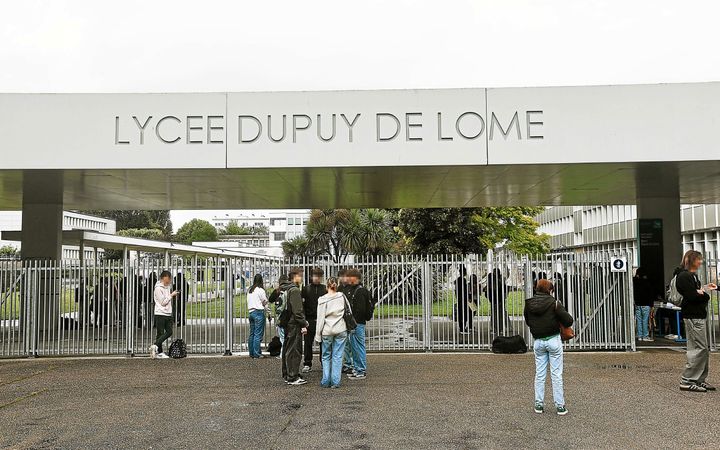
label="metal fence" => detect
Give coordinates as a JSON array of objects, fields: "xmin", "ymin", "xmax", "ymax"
[{"xmin": 5, "ymin": 251, "xmax": 712, "ymax": 358}]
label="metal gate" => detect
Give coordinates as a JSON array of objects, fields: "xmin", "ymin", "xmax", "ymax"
[{"xmin": 1, "ymin": 252, "xmax": 644, "ymax": 357}]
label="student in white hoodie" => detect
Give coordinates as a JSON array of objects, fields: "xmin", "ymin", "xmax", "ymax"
[
  {"xmin": 314, "ymin": 277, "xmax": 348, "ymax": 388},
  {"xmin": 150, "ymin": 270, "xmax": 179, "ymax": 359}
]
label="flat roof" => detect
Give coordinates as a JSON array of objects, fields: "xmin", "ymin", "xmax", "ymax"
[{"xmin": 1, "ymin": 83, "xmax": 719, "ymax": 209}]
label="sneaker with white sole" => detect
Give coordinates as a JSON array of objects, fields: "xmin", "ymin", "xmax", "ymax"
[
  {"xmin": 156, "ymin": 352, "xmax": 170, "ymax": 359},
  {"xmin": 149, "ymin": 344, "xmax": 158, "ymax": 359},
  {"xmin": 556, "ymin": 406, "xmax": 568, "ymax": 416},
  {"xmin": 301, "ymin": 365, "xmax": 311, "ymax": 373},
  {"xmin": 288, "ymin": 378, "xmax": 307, "ymax": 386},
  {"xmin": 680, "ymin": 383, "xmax": 706, "ymax": 392},
  {"xmin": 698, "ymin": 382, "xmax": 716, "ymax": 391},
  {"xmin": 534, "ymin": 402, "xmax": 544, "ymax": 414},
  {"xmin": 348, "ymin": 373, "xmax": 366, "ymax": 380}
]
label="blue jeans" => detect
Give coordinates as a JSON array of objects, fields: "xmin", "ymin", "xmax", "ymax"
[
  {"xmin": 248, "ymin": 309, "xmax": 265, "ymax": 357},
  {"xmin": 635, "ymin": 306, "xmax": 650, "ymax": 338},
  {"xmin": 344, "ymin": 324, "xmax": 367, "ymax": 375},
  {"xmin": 533, "ymin": 335, "xmax": 565, "ymax": 407},
  {"xmin": 321, "ymin": 332, "xmax": 347, "ymax": 387}
]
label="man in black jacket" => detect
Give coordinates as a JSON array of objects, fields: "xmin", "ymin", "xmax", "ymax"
[
  {"xmin": 301, "ymin": 268, "xmax": 327, "ymax": 373},
  {"xmin": 280, "ymin": 268, "xmax": 308, "ymax": 386},
  {"xmin": 675, "ymin": 250, "xmax": 716, "ymax": 393},
  {"xmin": 342, "ymin": 268, "xmax": 375, "ymax": 380}
]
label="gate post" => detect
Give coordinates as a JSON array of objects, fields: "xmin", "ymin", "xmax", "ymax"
[
  {"xmin": 626, "ymin": 253, "xmax": 636, "ymax": 351},
  {"xmin": 224, "ymin": 259, "xmax": 234, "ymax": 356},
  {"xmin": 523, "ymin": 257, "xmax": 534, "ymax": 348},
  {"xmin": 422, "ymin": 259, "xmax": 432, "ymax": 353}
]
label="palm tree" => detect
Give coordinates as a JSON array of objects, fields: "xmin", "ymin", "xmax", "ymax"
[
  {"xmin": 282, "ymin": 235, "xmax": 313, "ymax": 261},
  {"xmin": 304, "ymin": 209, "xmax": 396, "ymax": 262}
]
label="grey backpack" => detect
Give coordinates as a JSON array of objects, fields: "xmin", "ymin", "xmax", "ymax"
[{"xmin": 666, "ymin": 275, "xmax": 683, "ymax": 307}]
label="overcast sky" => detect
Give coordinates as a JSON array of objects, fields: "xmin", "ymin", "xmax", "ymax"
[{"xmin": 2, "ymin": 0, "xmax": 718, "ymax": 229}]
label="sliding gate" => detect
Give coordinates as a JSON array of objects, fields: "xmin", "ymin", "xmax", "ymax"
[{"xmin": 1, "ymin": 252, "xmax": 641, "ymax": 357}]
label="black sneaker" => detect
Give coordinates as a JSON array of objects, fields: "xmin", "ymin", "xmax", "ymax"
[
  {"xmin": 342, "ymin": 367, "xmax": 353, "ymax": 374},
  {"xmin": 288, "ymin": 378, "xmax": 307, "ymax": 386},
  {"xmin": 680, "ymin": 383, "xmax": 707, "ymax": 392}
]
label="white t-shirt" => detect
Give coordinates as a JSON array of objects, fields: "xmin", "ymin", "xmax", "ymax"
[{"xmin": 247, "ymin": 287, "xmax": 268, "ymax": 312}]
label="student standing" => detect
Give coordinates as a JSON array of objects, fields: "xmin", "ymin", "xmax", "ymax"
[
  {"xmin": 280, "ymin": 269, "xmax": 308, "ymax": 385},
  {"xmin": 247, "ymin": 274, "xmax": 269, "ymax": 359},
  {"xmin": 676, "ymin": 250, "xmax": 716, "ymax": 392},
  {"xmin": 524, "ymin": 279, "xmax": 574, "ymax": 415},
  {"xmin": 344, "ymin": 268, "xmax": 375, "ymax": 380},
  {"xmin": 150, "ymin": 270, "xmax": 179, "ymax": 359},
  {"xmin": 315, "ymin": 277, "xmax": 347, "ymax": 388},
  {"xmin": 301, "ymin": 268, "xmax": 327, "ymax": 373},
  {"xmin": 633, "ymin": 267, "xmax": 654, "ymax": 342}
]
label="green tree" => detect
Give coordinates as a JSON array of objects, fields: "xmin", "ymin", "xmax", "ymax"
[
  {"xmin": 397, "ymin": 207, "xmax": 549, "ymax": 255},
  {"xmin": 79, "ymin": 210, "xmax": 172, "ymax": 238},
  {"xmin": 117, "ymin": 228, "xmax": 166, "ymax": 241},
  {"xmin": 282, "ymin": 235, "xmax": 316, "ymax": 261},
  {"xmin": 219, "ymin": 220, "xmax": 269, "ymax": 236},
  {"xmin": 304, "ymin": 209, "xmax": 396, "ymax": 262},
  {"xmin": 0, "ymin": 245, "xmax": 19, "ymax": 258},
  {"xmin": 175, "ymin": 219, "xmax": 218, "ymax": 244}
]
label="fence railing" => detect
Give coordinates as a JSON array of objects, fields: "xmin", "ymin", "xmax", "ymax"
[{"xmin": 4, "ymin": 251, "xmax": 707, "ymax": 358}]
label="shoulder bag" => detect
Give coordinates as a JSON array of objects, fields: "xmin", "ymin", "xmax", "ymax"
[{"xmin": 555, "ymin": 300, "xmax": 575, "ymax": 341}]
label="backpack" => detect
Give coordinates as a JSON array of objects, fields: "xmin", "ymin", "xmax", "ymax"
[
  {"xmin": 277, "ymin": 289, "xmax": 291, "ymax": 328},
  {"xmin": 168, "ymin": 339, "xmax": 187, "ymax": 359},
  {"xmin": 268, "ymin": 336, "xmax": 282, "ymax": 356},
  {"xmin": 666, "ymin": 275, "xmax": 684, "ymax": 307},
  {"xmin": 491, "ymin": 335, "xmax": 528, "ymax": 354}
]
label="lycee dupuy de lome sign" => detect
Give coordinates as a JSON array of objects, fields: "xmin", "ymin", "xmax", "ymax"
[
  {"xmin": 114, "ymin": 110, "xmax": 544, "ymax": 145},
  {"xmin": 1, "ymin": 83, "xmax": 719, "ymax": 169}
]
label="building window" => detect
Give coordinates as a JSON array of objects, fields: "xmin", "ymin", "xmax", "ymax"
[{"xmin": 273, "ymin": 232, "xmax": 286, "ymax": 241}]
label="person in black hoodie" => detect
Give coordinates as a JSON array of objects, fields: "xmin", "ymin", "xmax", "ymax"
[
  {"xmin": 675, "ymin": 250, "xmax": 716, "ymax": 392},
  {"xmin": 342, "ymin": 268, "xmax": 375, "ymax": 380},
  {"xmin": 301, "ymin": 268, "xmax": 327, "ymax": 373},
  {"xmin": 280, "ymin": 268, "xmax": 308, "ymax": 386},
  {"xmin": 633, "ymin": 267, "xmax": 655, "ymax": 342},
  {"xmin": 524, "ymin": 279, "xmax": 574, "ymax": 416}
]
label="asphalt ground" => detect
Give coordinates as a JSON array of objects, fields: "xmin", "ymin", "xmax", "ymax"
[{"xmin": 0, "ymin": 350, "xmax": 718, "ymax": 449}]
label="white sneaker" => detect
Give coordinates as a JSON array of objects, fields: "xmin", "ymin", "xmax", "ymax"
[
  {"xmin": 665, "ymin": 334, "xmax": 678, "ymax": 340},
  {"xmin": 301, "ymin": 365, "xmax": 311, "ymax": 373},
  {"xmin": 149, "ymin": 344, "xmax": 158, "ymax": 359},
  {"xmin": 288, "ymin": 378, "xmax": 307, "ymax": 386},
  {"xmin": 156, "ymin": 352, "xmax": 170, "ymax": 359},
  {"xmin": 644, "ymin": 337, "xmax": 654, "ymax": 342}
]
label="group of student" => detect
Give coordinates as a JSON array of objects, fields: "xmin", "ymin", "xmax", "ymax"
[
  {"xmin": 147, "ymin": 249, "xmax": 715, "ymax": 413},
  {"xmin": 245, "ymin": 267, "xmax": 376, "ymax": 387},
  {"xmin": 522, "ymin": 248, "xmax": 716, "ymax": 417},
  {"xmin": 633, "ymin": 250, "xmax": 715, "ymax": 392}
]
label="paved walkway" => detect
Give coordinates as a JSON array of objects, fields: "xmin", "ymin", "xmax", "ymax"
[{"xmin": 0, "ymin": 350, "xmax": 718, "ymax": 449}]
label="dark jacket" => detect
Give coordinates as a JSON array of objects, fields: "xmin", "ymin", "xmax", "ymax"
[
  {"xmin": 633, "ymin": 276, "xmax": 655, "ymax": 307},
  {"xmin": 280, "ymin": 281, "xmax": 308, "ymax": 328},
  {"xmin": 524, "ymin": 293, "xmax": 574, "ymax": 339},
  {"xmin": 302, "ymin": 283, "xmax": 327, "ymax": 321},
  {"xmin": 343, "ymin": 283, "xmax": 375, "ymax": 324},
  {"xmin": 674, "ymin": 267, "xmax": 709, "ymax": 319}
]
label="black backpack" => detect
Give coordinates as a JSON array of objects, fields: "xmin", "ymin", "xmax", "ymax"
[
  {"xmin": 168, "ymin": 339, "xmax": 187, "ymax": 358},
  {"xmin": 268, "ymin": 336, "xmax": 282, "ymax": 356},
  {"xmin": 491, "ymin": 335, "xmax": 527, "ymax": 354}
]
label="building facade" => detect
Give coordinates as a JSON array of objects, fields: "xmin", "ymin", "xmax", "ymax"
[
  {"xmin": 0, "ymin": 211, "xmax": 116, "ymax": 259},
  {"xmin": 536, "ymin": 205, "xmax": 720, "ymax": 264},
  {"xmin": 202, "ymin": 210, "xmax": 310, "ymax": 257}
]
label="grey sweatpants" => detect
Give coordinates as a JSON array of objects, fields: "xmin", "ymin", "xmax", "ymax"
[{"xmin": 682, "ymin": 318, "xmax": 709, "ymax": 384}]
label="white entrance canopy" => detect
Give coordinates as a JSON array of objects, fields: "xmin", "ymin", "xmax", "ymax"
[
  {"xmin": 1, "ymin": 82, "xmax": 720, "ymax": 209},
  {"xmin": 0, "ymin": 230, "xmax": 278, "ymax": 260}
]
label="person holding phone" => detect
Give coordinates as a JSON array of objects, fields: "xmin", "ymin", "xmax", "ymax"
[
  {"xmin": 675, "ymin": 250, "xmax": 716, "ymax": 392},
  {"xmin": 150, "ymin": 270, "xmax": 179, "ymax": 359}
]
